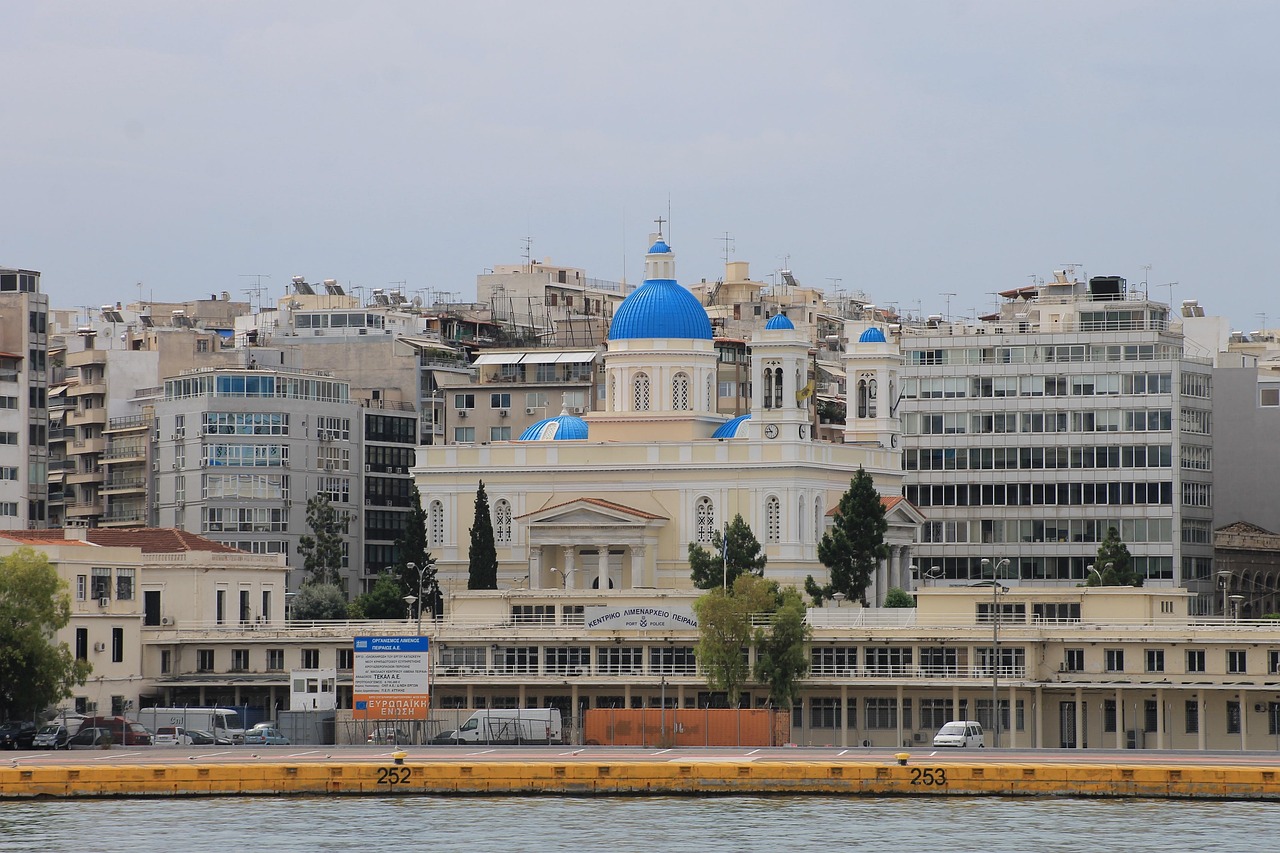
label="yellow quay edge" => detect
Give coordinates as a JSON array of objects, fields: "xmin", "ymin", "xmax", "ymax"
[{"xmin": 2, "ymin": 758, "xmax": 1279, "ymax": 800}]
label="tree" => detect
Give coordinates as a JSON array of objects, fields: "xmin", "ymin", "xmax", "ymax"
[
  {"xmin": 882, "ymin": 587, "xmax": 916, "ymax": 608},
  {"xmin": 347, "ymin": 574, "xmax": 410, "ymax": 620},
  {"xmin": 297, "ymin": 495, "xmax": 349, "ymax": 588},
  {"xmin": 468, "ymin": 481, "xmax": 498, "ymax": 590},
  {"xmin": 753, "ymin": 586, "xmax": 811, "ymax": 708},
  {"xmin": 394, "ymin": 485, "xmax": 439, "ymax": 617},
  {"xmin": 0, "ymin": 548, "xmax": 92, "ymax": 719},
  {"xmin": 693, "ymin": 574, "xmax": 777, "ymax": 705},
  {"xmin": 688, "ymin": 514, "xmax": 768, "ymax": 589},
  {"xmin": 806, "ymin": 468, "xmax": 889, "ymax": 606},
  {"xmin": 1087, "ymin": 527, "xmax": 1142, "ymax": 587},
  {"xmin": 290, "ymin": 583, "xmax": 349, "ymax": 620}
]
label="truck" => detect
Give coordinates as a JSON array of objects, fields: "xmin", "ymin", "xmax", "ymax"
[
  {"xmin": 137, "ymin": 707, "xmax": 246, "ymax": 743},
  {"xmin": 432, "ymin": 708, "xmax": 562, "ymax": 745}
]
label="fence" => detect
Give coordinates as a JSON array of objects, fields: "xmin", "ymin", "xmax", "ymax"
[{"xmin": 583, "ymin": 708, "xmax": 790, "ymax": 748}]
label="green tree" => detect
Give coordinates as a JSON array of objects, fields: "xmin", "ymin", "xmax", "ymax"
[
  {"xmin": 688, "ymin": 514, "xmax": 768, "ymax": 590},
  {"xmin": 347, "ymin": 574, "xmax": 409, "ymax": 620},
  {"xmin": 753, "ymin": 586, "xmax": 811, "ymax": 708},
  {"xmin": 468, "ymin": 481, "xmax": 498, "ymax": 590},
  {"xmin": 806, "ymin": 468, "xmax": 888, "ymax": 606},
  {"xmin": 882, "ymin": 587, "xmax": 916, "ymax": 608},
  {"xmin": 290, "ymin": 582, "xmax": 349, "ymax": 620},
  {"xmin": 0, "ymin": 548, "xmax": 92, "ymax": 719},
  {"xmin": 297, "ymin": 494, "xmax": 349, "ymax": 587},
  {"xmin": 1087, "ymin": 527, "xmax": 1142, "ymax": 587},
  {"xmin": 693, "ymin": 574, "xmax": 778, "ymax": 705},
  {"xmin": 394, "ymin": 485, "xmax": 439, "ymax": 617}
]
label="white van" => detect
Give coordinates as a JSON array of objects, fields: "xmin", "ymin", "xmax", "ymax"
[
  {"xmin": 932, "ymin": 720, "xmax": 984, "ymax": 748},
  {"xmin": 432, "ymin": 708, "xmax": 562, "ymax": 745}
]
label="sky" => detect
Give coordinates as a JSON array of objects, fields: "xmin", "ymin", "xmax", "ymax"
[{"xmin": 2, "ymin": 1, "xmax": 1277, "ymax": 331}]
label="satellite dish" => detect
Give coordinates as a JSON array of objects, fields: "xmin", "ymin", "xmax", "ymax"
[{"xmin": 412, "ymin": 296, "xmax": 423, "ymax": 308}]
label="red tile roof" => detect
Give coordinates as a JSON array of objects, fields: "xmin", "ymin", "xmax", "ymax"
[
  {"xmin": 826, "ymin": 495, "xmax": 906, "ymax": 517},
  {"xmin": 0, "ymin": 528, "xmax": 242, "ymax": 554}
]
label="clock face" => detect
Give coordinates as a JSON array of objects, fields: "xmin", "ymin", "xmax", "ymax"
[
  {"xmin": 764, "ymin": 424, "xmax": 779, "ymax": 439},
  {"xmin": 891, "ymin": 434, "xmax": 899, "ymax": 448},
  {"xmin": 798, "ymin": 424, "xmax": 807, "ymax": 439}
]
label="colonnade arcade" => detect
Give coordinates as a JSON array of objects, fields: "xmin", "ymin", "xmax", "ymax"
[{"xmin": 518, "ymin": 498, "xmax": 668, "ymax": 590}]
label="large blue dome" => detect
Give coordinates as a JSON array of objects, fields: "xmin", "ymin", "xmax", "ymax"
[
  {"xmin": 518, "ymin": 414, "xmax": 589, "ymax": 441},
  {"xmin": 858, "ymin": 327, "xmax": 887, "ymax": 343},
  {"xmin": 608, "ymin": 279, "xmax": 713, "ymax": 341},
  {"xmin": 765, "ymin": 313, "xmax": 795, "ymax": 330}
]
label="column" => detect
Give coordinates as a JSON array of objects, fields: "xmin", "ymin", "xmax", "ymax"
[
  {"xmin": 895, "ymin": 683, "xmax": 904, "ymax": 748},
  {"xmin": 1074, "ymin": 687, "xmax": 1084, "ymax": 749},
  {"xmin": 1197, "ymin": 690, "xmax": 1206, "ymax": 752},
  {"xmin": 598, "ymin": 546, "xmax": 610, "ymax": 590},
  {"xmin": 1240, "ymin": 688, "xmax": 1248, "ymax": 751},
  {"xmin": 1034, "ymin": 685, "xmax": 1043, "ymax": 748},
  {"xmin": 564, "ymin": 547, "xmax": 576, "ymax": 590},
  {"xmin": 1115, "ymin": 687, "xmax": 1124, "ymax": 750},
  {"xmin": 528, "ymin": 545, "xmax": 542, "ymax": 590},
  {"xmin": 1156, "ymin": 687, "xmax": 1165, "ymax": 750},
  {"xmin": 1008, "ymin": 685, "xmax": 1017, "ymax": 748},
  {"xmin": 888, "ymin": 547, "xmax": 901, "ymax": 591},
  {"xmin": 839, "ymin": 683, "xmax": 849, "ymax": 748},
  {"xmin": 630, "ymin": 545, "xmax": 646, "ymax": 589}
]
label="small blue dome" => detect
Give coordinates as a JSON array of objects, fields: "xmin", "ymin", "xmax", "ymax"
[
  {"xmin": 517, "ymin": 414, "xmax": 589, "ymax": 441},
  {"xmin": 608, "ymin": 279, "xmax": 713, "ymax": 341},
  {"xmin": 711, "ymin": 413, "xmax": 751, "ymax": 439},
  {"xmin": 648, "ymin": 239, "xmax": 671, "ymax": 254},
  {"xmin": 765, "ymin": 314, "xmax": 795, "ymax": 330},
  {"xmin": 858, "ymin": 327, "xmax": 887, "ymax": 343}
]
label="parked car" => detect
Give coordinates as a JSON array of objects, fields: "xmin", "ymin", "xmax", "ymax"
[
  {"xmin": 67, "ymin": 727, "xmax": 113, "ymax": 749},
  {"xmin": 78, "ymin": 716, "xmax": 153, "ymax": 746},
  {"xmin": 32, "ymin": 724, "xmax": 72, "ymax": 749},
  {"xmin": 187, "ymin": 729, "xmax": 234, "ymax": 746},
  {"xmin": 932, "ymin": 720, "xmax": 985, "ymax": 748},
  {"xmin": 0, "ymin": 721, "xmax": 38, "ymax": 750},
  {"xmin": 153, "ymin": 726, "xmax": 195, "ymax": 747},
  {"xmin": 242, "ymin": 726, "xmax": 289, "ymax": 746},
  {"xmin": 367, "ymin": 724, "xmax": 410, "ymax": 745}
]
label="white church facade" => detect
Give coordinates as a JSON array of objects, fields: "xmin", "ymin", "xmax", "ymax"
[{"xmin": 412, "ymin": 236, "xmax": 923, "ymax": 603}]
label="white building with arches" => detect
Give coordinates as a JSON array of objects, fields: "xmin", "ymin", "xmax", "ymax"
[{"xmin": 413, "ymin": 236, "xmax": 922, "ymax": 603}]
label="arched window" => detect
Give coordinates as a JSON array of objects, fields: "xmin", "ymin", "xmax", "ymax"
[
  {"xmin": 695, "ymin": 496, "xmax": 715, "ymax": 543},
  {"xmin": 633, "ymin": 372, "xmax": 651, "ymax": 411},
  {"xmin": 857, "ymin": 379, "xmax": 868, "ymax": 419},
  {"xmin": 494, "ymin": 499, "xmax": 512, "ymax": 544},
  {"xmin": 429, "ymin": 500, "xmax": 445, "ymax": 547},
  {"xmin": 763, "ymin": 366, "xmax": 774, "ymax": 409},
  {"xmin": 765, "ymin": 495, "xmax": 781, "ymax": 543},
  {"xmin": 608, "ymin": 375, "xmax": 616, "ymax": 412},
  {"xmin": 815, "ymin": 495, "xmax": 823, "ymax": 543},
  {"xmin": 798, "ymin": 495, "xmax": 806, "ymax": 543},
  {"xmin": 706, "ymin": 374, "xmax": 714, "ymax": 411},
  {"xmin": 773, "ymin": 368, "xmax": 783, "ymax": 409},
  {"xmin": 795, "ymin": 369, "xmax": 802, "ymax": 409},
  {"xmin": 673, "ymin": 372, "xmax": 691, "ymax": 411},
  {"xmin": 868, "ymin": 378, "xmax": 878, "ymax": 418}
]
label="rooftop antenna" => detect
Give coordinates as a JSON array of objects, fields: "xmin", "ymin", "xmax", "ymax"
[
  {"xmin": 1061, "ymin": 263, "xmax": 1082, "ymax": 281},
  {"xmin": 826, "ymin": 277, "xmax": 843, "ymax": 301},
  {"xmin": 667, "ymin": 194, "xmax": 672, "ymax": 245},
  {"xmin": 1257, "ymin": 313, "xmax": 1269, "ymax": 336},
  {"xmin": 1141, "ymin": 264, "xmax": 1152, "ymax": 288},
  {"xmin": 719, "ymin": 232, "xmax": 735, "ymax": 265},
  {"xmin": 239, "ymin": 274, "xmax": 271, "ymax": 311},
  {"xmin": 521, "ymin": 236, "xmax": 533, "ymax": 274},
  {"xmin": 1157, "ymin": 282, "xmax": 1176, "ymax": 306},
  {"xmin": 940, "ymin": 292, "xmax": 956, "ymax": 321}
]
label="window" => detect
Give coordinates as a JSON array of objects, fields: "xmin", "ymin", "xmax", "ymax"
[
  {"xmin": 765, "ymin": 495, "xmax": 781, "ymax": 543},
  {"xmin": 494, "ymin": 499, "xmax": 512, "ymax": 543},
  {"xmin": 1145, "ymin": 649, "xmax": 1165, "ymax": 673},
  {"xmin": 453, "ymin": 427, "xmax": 475, "ymax": 443},
  {"xmin": 1103, "ymin": 699, "xmax": 1117, "ymax": 733},
  {"xmin": 489, "ymin": 393, "xmax": 511, "ymax": 409},
  {"xmin": 91, "ymin": 567, "xmax": 111, "ymax": 600},
  {"xmin": 1064, "ymin": 648, "xmax": 1084, "ymax": 673},
  {"xmin": 429, "ymin": 501, "xmax": 444, "ymax": 546},
  {"xmin": 598, "ymin": 645, "xmax": 644, "ymax": 675},
  {"xmin": 1105, "ymin": 649, "xmax": 1125, "ymax": 673},
  {"xmin": 809, "ymin": 697, "xmax": 842, "ymax": 729},
  {"xmin": 545, "ymin": 646, "xmax": 591, "ymax": 676},
  {"xmin": 76, "ymin": 575, "xmax": 87, "ymax": 601},
  {"xmin": 301, "ymin": 648, "xmax": 320, "ymax": 669},
  {"xmin": 75, "ymin": 628, "xmax": 88, "ymax": 661},
  {"xmin": 1144, "ymin": 700, "xmax": 1158, "ymax": 733},
  {"xmin": 811, "ymin": 646, "xmax": 857, "ymax": 676},
  {"xmin": 1227, "ymin": 649, "xmax": 1247, "ymax": 674},
  {"xmin": 919, "ymin": 698, "xmax": 953, "ymax": 731},
  {"xmin": 695, "ymin": 496, "xmax": 715, "ymax": 544},
  {"xmin": 1186, "ymin": 649, "xmax": 1205, "ymax": 673},
  {"xmin": 197, "ymin": 649, "xmax": 215, "ymax": 672},
  {"xmin": 337, "ymin": 648, "xmax": 353, "ymax": 670},
  {"xmin": 161, "ymin": 650, "xmax": 172, "ymax": 675},
  {"xmin": 231, "ymin": 649, "xmax": 250, "ymax": 671},
  {"xmin": 672, "ymin": 372, "xmax": 690, "ymax": 410},
  {"xmin": 865, "ymin": 697, "xmax": 899, "ymax": 729},
  {"xmin": 267, "ymin": 649, "xmax": 285, "ymax": 671},
  {"xmin": 1227, "ymin": 700, "xmax": 1241, "ymax": 734},
  {"xmin": 489, "ymin": 426, "xmax": 511, "ymax": 441},
  {"xmin": 633, "ymin": 372, "xmax": 651, "ymax": 411},
  {"xmin": 111, "ymin": 628, "xmax": 124, "ymax": 663},
  {"xmin": 454, "ymin": 393, "xmax": 475, "ymax": 409},
  {"xmin": 1185, "ymin": 700, "xmax": 1199, "ymax": 734}
]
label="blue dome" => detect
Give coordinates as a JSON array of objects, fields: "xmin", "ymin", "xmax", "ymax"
[
  {"xmin": 648, "ymin": 239, "xmax": 671, "ymax": 254},
  {"xmin": 765, "ymin": 314, "xmax": 795, "ymax": 330},
  {"xmin": 518, "ymin": 414, "xmax": 589, "ymax": 441},
  {"xmin": 711, "ymin": 413, "xmax": 751, "ymax": 439},
  {"xmin": 608, "ymin": 279, "xmax": 713, "ymax": 341},
  {"xmin": 858, "ymin": 327, "xmax": 887, "ymax": 343}
]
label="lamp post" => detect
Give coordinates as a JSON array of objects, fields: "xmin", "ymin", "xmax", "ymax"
[
  {"xmin": 1086, "ymin": 563, "xmax": 1103, "ymax": 586},
  {"xmin": 405, "ymin": 561, "xmax": 433, "ymax": 634},
  {"xmin": 833, "ymin": 592, "xmax": 846, "ymax": 607},
  {"xmin": 981, "ymin": 557, "xmax": 1010, "ymax": 747},
  {"xmin": 1217, "ymin": 570, "xmax": 1233, "ymax": 619},
  {"xmin": 1229, "ymin": 594, "xmax": 1245, "ymax": 623}
]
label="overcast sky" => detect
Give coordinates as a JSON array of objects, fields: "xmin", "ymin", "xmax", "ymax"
[{"xmin": 3, "ymin": 1, "xmax": 1276, "ymax": 331}]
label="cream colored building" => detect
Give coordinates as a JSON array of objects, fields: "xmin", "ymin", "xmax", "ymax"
[{"xmin": 413, "ymin": 236, "xmax": 920, "ymax": 598}]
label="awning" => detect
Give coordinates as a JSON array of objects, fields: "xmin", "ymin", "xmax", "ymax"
[
  {"xmin": 472, "ymin": 352, "xmax": 525, "ymax": 366},
  {"xmin": 554, "ymin": 350, "xmax": 600, "ymax": 363},
  {"xmin": 399, "ymin": 336, "xmax": 461, "ymax": 354},
  {"xmin": 520, "ymin": 351, "xmax": 563, "ymax": 364},
  {"xmin": 817, "ymin": 364, "xmax": 846, "ymax": 378},
  {"xmin": 214, "ymin": 329, "xmax": 234, "ymax": 339}
]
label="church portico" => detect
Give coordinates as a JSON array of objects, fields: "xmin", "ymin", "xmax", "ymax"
[{"xmin": 518, "ymin": 498, "xmax": 666, "ymax": 591}]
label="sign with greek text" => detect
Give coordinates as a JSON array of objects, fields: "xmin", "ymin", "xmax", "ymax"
[
  {"xmin": 583, "ymin": 605, "xmax": 698, "ymax": 632},
  {"xmin": 353, "ymin": 636, "xmax": 431, "ymax": 720}
]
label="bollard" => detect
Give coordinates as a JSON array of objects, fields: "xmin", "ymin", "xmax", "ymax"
[
  {"xmin": 895, "ymin": 752, "xmax": 910, "ymax": 766},
  {"xmin": 392, "ymin": 750, "xmax": 407, "ymax": 766}
]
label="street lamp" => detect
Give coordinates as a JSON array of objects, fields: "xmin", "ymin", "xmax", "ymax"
[
  {"xmin": 405, "ymin": 561, "xmax": 434, "ymax": 635},
  {"xmin": 1086, "ymin": 563, "xmax": 1103, "ymax": 586},
  {"xmin": 1217, "ymin": 570, "xmax": 1233, "ymax": 619},
  {"xmin": 981, "ymin": 557, "xmax": 1011, "ymax": 747},
  {"xmin": 833, "ymin": 592, "xmax": 846, "ymax": 608},
  {"xmin": 1229, "ymin": 594, "xmax": 1245, "ymax": 623}
]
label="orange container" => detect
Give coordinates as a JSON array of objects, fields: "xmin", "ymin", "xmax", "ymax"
[{"xmin": 582, "ymin": 708, "xmax": 790, "ymax": 747}]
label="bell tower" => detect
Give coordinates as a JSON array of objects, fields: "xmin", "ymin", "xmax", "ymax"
[
  {"xmin": 842, "ymin": 323, "xmax": 902, "ymax": 449},
  {"xmin": 750, "ymin": 313, "xmax": 813, "ymax": 442}
]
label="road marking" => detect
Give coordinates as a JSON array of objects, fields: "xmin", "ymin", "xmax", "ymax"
[
  {"xmin": 652, "ymin": 748, "xmax": 673, "ymax": 756},
  {"xmin": 287, "ymin": 750, "xmax": 321, "ymax": 758},
  {"xmin": 95, "ymin": 751, "xmax": 141, "ymax": 760},
  {"xmin": 837, "ymin": 750, "xmax": 849, "ymax": 757},
  {"xmin": 745, "ymin": 749, "xmax": 760, "ymax": 756},
  {"xmin": 193, "ymin": 751, "xmax": 234, "ymax": 759},
  {"xmin": 466, "ymin": 749, "xmax": 497, "ymax": 756},
  {"xmin": 12, "ymin": 753, "xmax": 54, "ymax": 761}
]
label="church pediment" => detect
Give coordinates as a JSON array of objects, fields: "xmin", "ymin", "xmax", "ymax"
[{"xmin": 518, "ymin": 497, "xmax": 668, "ymax": 528}]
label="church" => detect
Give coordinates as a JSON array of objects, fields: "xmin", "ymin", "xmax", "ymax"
[{"xmin": 413, "ymin": 235, "xmax": 923, "ymax": 600}]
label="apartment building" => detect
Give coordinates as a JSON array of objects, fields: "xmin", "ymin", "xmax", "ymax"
[
  {"xmin": 0, "ymin": 266, "xmax": 49, "ymax": 529},
  {"xmin": 897, "ymin": 272, "xmax": 1217, "ymax": 611}
]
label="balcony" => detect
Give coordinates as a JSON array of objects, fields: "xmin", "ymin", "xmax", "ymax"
[
  {"xmin": 106, "ymin": 414, "xmax": 150, "ymax": 432},
  {"xmin": 65, "ymin": 501, "xmax": 103, "ymax": 518},
  {"xmin": 65, "ymin": 467, "xmax": 104, "ymax": 484},
  {"xmin": 103, "ymin": 444, "xmax": 147, "ymax": 462},
  {"xmin": 102, "ymin": 476, "xmax": 147, "ymax": 494},
  {"xmin": 67, "ymin": 408, "xmax": 107, "ymax": 428},
  {"xmin": 68, "ymin": 436, "xmax": 105, "ymax": 455},
  {"xmin": 101, "ymin": 509, "xmax": 147, "ymax": 527}
]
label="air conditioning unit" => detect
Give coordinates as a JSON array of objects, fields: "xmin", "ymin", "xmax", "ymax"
[
  {"xmin": 457, "ymin": 410, "xmax": 468, "ymax": 418},
  {"xmin": 498, "ymin": 409, "xmax": 509, "ymax": 418},
  {"xmin": 97, "ymin": 597, "xmax": 110, "ymax": 607},
  {"xmin": 525, "ymin": 407, "xmax": 536, "ymax": 415},
  {"xmin": 318, "ymin": 430, "xmax": 331, "ymax": 441},
  {"xmin": 172, "ymin": 462, "xmax": 180, "ymax": 470},
  {"xmin": 176, "ymin": 500, "xmax": 184, "ymax": 508},
  {"xmin": 92, "ymin": 642, "xmax": 106, "ymax": 652},
  {"xmin": 170, "ymin": 433, "xmax": 178, "ymax": 441},
  {"xmin": 365, "ymin": 464, "xmax": 371, "ymax": 472},
  {"xmin": 324, "ymin": 464, "xmax": 334, "ymax": 472},
  {"xmin": 160, "ymin": 616, "xmax": 174, "ymax": 626},
  {"xmin": 571, "ymin": 407, "xmax": 585, "ymax": 415}
]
